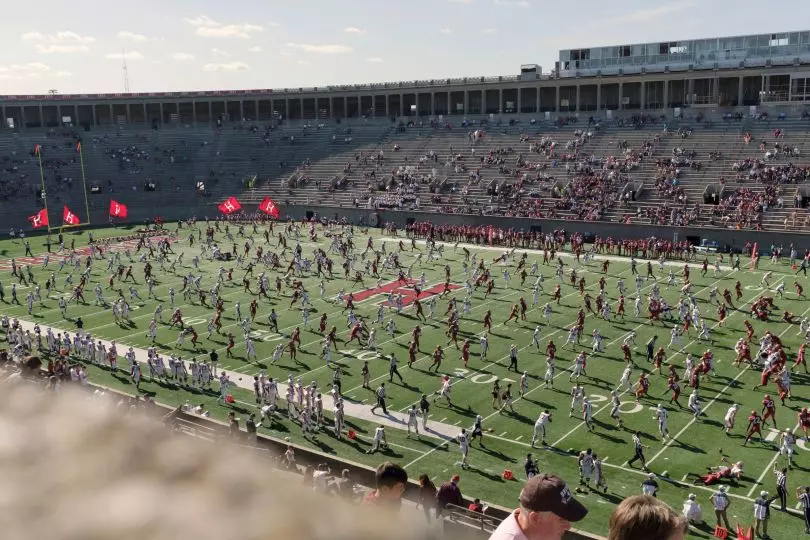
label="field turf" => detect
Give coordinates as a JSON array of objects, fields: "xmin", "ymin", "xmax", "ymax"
[{"xmin": 1, "ymin": 223, "xmax": 809, "ymax": 538}]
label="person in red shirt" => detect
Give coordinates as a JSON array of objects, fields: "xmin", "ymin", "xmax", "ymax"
[{"xmin": 363, "ymin": 462, "xmax": 408, "ymax": 506}]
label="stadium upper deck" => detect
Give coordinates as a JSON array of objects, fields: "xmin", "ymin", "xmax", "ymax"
[{"xmin": 1, "ymin": 30, "xmax": 809, "ymax": 128}]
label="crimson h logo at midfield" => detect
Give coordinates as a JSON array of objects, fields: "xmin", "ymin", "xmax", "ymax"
[{"xmin": 350, "ymin": 279, "xmax": 460, "ymax": 307}]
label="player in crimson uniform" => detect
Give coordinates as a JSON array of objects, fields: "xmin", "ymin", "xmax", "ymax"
[
  {"xmin": 743, "ymin": 411, "xmax": 763, "ymax": 445},
  {"xmin": 798, "ymin": 407, "xmax": 810, "ymax": 440},
  {"xmin": 461, "ymin": 339, "xmax": 470, "ymax": 367},
  {"xmin": 794, "ymin": 343, "xmax": 808, "ymax": 373},
  {"xmin": 761, "ymin": 395, "xmax": 777, "ymax": 428}
]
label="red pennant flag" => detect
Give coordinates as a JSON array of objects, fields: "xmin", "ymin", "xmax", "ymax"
[
  {"xmin": 109, "ymin": 199, "xmax": 128, "ymax": 218},
  {"xmin": 218, "ymin": 196, "xmax": 242, "ymax": 215},
  {"xmin": 28, "ymin": 209, "xmax": 49, "ymax": 229},
  {"xmin": 76, "ymin": 141, "xmax": 82, "ymax": 152},
  {"xmin": 62, "ymin": 205, "xmax": 81, "ymax": 226},
  {"xmin": 259, "ymin": 196, "xmax": 280, "ymax": 218},
  {"xmin": 33, "ymin": 144, "xmax": 41, "ymax": 156}
]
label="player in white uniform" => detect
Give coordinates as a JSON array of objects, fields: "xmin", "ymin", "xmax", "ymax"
[
  {"xmin": 582, "ymin": 398, "xmax": 593, "ymax": 431},
  {"xmin": 457, "ymin": 428, "xmax": 470, "ymax": 469},
  {"xmin": 578, "ymin": 449, "xmax": 595, "ymax": 487},
  {"xmin": 570, "ymin": 384, "xmax": 584, "ymax": 417},
  {"xmin": 618, "ymin": 365, "xmax": 633, "ymax": 392},
  {"xmin": 520, "ymin": 371, "xmax": 529, "ymax": 396},
  {"xmin": 531, "ymin": 410, "xmax": 552, "ymax": 447},
  {"xmin": 724, "ymin": 404, "xmax": 739, "ymax": 434},
  {"xmin": 609, "ymin": 390, "xmax": 623, "ymax": 427},
  {"xmin": 406, "ymin": 404, "xmax": 420, "ymax": 438},
  {"xmin": 655, "ymin": 404, "xmax": 669, "ymax": 440},
  {"xmin": 688, "ymin": 390, "xmax": 701, "ymax": 418},
  {"xmin": 542, "ymin": 359, "xmax": 555, "ymax": 388},
  {"xmin": 593, "ymin": 454, "xmax": 607, "ymax": 492},
  {"xmin": 779, "ymin": 428, "xmax": 797, "ymax": 468}
]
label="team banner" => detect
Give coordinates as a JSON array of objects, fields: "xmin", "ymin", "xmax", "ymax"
[
  {"xmin": 218, "ymin": 196, "xmax": 242, "ymax": 215},
  {"xmin": 63, "ymin": 205, "xmax": 81, "ymax": 226},
  {"xmin": 28, "ymin": 209, "xmax": 49, "ymax": 229},
  {"xmin": 259, "ymin": 196, "xmax": 280, "ymax": 218},
  {"xmin": 109, "ymin": 199, "xmax": 129, "ymax": 218}
]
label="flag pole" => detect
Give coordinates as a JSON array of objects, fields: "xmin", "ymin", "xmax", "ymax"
[
  {"xmin": 78, "ymin": 143, "xmax": 91, "ymax": 226},
  {"xmin": 35, "ymin": 146, "xmax": 51, "ymax": 233}
]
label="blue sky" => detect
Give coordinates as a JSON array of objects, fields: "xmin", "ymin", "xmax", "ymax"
[{"xmin": 0, "ymin": 0, "xmax": 808, "ymax": 95}]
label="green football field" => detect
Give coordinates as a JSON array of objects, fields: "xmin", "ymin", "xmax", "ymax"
[{"xmin": 1, "ymin": 223, "xmax": 809, "ymax": 539}]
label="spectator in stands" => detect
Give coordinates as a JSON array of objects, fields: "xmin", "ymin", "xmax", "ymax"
[
  {"xmin": 363, "ymin": 461, "xmax": 408, "ymax": 506},
  {"xmin": 436, "ymin": 474, "xmax": 464, "ymax": 517},
  {"xmin": 468, "ymin": 498, "xmax": 485, "ymax": 513},
  {"xmin": 312, "ymin": 463, "xmax": 332, "ymax": 494},
  {"xmin": 417, "ymin": 473, "xmax": 437, "ymax": 521},
  {"xmin": 607, "ymin": 495, "xmax": 686, "ymax": 540},
  {"xmin": 488, "ymin": 473, "xmax": 588, "ymax": 540},
  {"xmin": 335, "ymin": 469, "xmax": 355, "ymax": 500}
]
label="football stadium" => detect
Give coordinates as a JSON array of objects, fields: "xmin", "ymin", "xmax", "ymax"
[{"xmin": 3, "ymin": 26, "xmax": 810, "ymax": 540}]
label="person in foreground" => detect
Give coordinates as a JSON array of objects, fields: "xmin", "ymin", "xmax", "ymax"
[
  {"xmin": 0, "ymin": 383, "xmax": 439, "ymax": 540},
  {"xmin": 608, "ymin": 495, "xmax": 687, "ymax": 540},
  {"xmin": 488, "ymin": 473, "xmax": 588, "ymax": 540}
]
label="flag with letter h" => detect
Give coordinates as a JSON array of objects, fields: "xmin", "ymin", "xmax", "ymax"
[
  {"xmin": 63, "ymin": 205, "xmax": 80, "ymax": 226},
  {"xmin": 28, "ymin": 209, "xmax": 49, "ymax": 229}
]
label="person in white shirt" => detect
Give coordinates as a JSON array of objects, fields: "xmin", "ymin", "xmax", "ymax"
[
  {"xmin": 458, "ymin": 428, "xmax": 470, "ymax": 469},
  {"xmin": 655, "ymin": 404, "xmax": 669, "ymax": 440},
  {"xmin": 406, "ymin": 404, "xmax": 420, "ymax": 438},
  {"xmin": 366, "ymin": 425, "xmax": 387, "ymax": 454},
  {"xmin": 532, "ymin": 410, "xmax": 552, "ymax": 448},
  {"xmin": 682, "ymin": 493, "xmax": 702, "ymax": 525}
]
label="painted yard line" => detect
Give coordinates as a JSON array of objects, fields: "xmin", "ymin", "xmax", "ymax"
[
  {"xmin": 550, "ymin": 275, "xmax": 764, "ymax": 449},
  {"xmin": 746, "ymin": 421, "xmax": 800, "ymax": 498},
  {"xmin": 646, "ymin": 300, "xmax": 810, "ymax": 469}
]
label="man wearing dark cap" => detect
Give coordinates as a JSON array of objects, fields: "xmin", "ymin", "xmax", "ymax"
[{"xmin": 488, "ymin": 474, "xmax": 588, "ymax": 540}]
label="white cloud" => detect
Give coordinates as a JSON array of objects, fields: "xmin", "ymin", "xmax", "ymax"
[
  {"xmin": 285, "ymin": 42, "xmax": 352, "ymax": 54},
  {"xmin": 21, "ymin": 31, "xmax": 45, "ymax": 41},
  {"xmin": 605, "ymin": 2, "xmax": 692, "ymax": 24},
  {"xmin": 104, "ymin": 51, "xmax": 144, "ymax": 60},
  {"xmin": 344, "ymin": 27, "xmax": 365, "ymax": 34},
  {"xmin": 52, "ymin": 31, "xmax": 95, "ymax": 44},
  {"xmin": 212, "ymin": 48, "xmax": 231, "ymax": 58},
  {"xmin": 36, "ymin": 44, "xmax": 89, "ymax": 54},
  {"xmin": 184, "ymin": 15, "xmax": 218, "ymax": 26},
  {"xmin": 448, "ymin": 0, "xmax": 473, "ymax": 3},
  {"xmin": 280, "ymin": 51, "xmax": 293, "ymax": 56},
  {"xmin": 23, "ymin": 30, "xmax": 95, "ymax": 53},
  {"xmin": 202, "ymin": 61, "xmax": 249, "ymax": 72},
  {"xmin": 184, "ymin": 15, "xmax": 265, "ymax": 39},
  {"xmin": 56, "ymin": 70, "xmax": 72, "ymax": 77},
  {"xmin": 117, "ymin": 31, "xmax": 162, "ymax": 42},
  {"xmin": 170, "ymin": 52, "xmax": 195, "ymax": 61},
  {"xmin": 297, "ymin": 60, "xmax": 311, "ymax": 65},
  {"xmin": 247, "ymin": 46, "xmax": 262, "ymax": 52},
  {"xmin": 0, "ymin": 62, "xmax": 53, "ymax": 79},
  {"xmin": 366, "ymin": 57, "xmax": 384, "ymax": 63},
  {"xmin": 494, "ymin": 0, "xmax": 530, "ymax": 5},
  {"xmin": 482, "ymin": 28, "xmax": 497, "ymax": 34},
  {"xmin": 439, "ymin": 28, "xmax": 453, "ymax": 34}
]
